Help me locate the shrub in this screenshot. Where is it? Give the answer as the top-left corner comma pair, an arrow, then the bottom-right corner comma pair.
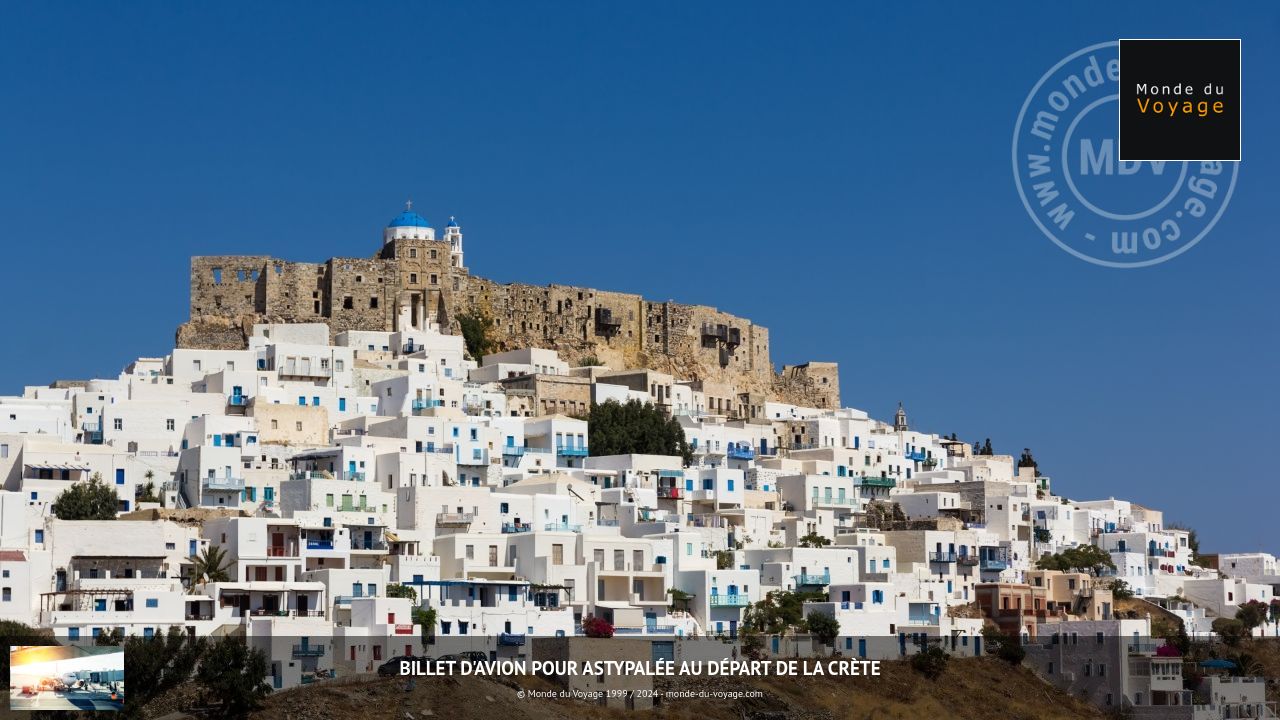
807,612 -> 840,647
581,615 -> 614,638
1212,617 -> 1247,646
51,472 -> 119,520
982,626 -> 1026,665
910,645 -> 950,680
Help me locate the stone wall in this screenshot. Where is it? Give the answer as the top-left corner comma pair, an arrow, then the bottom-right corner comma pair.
181,240 -> 840,408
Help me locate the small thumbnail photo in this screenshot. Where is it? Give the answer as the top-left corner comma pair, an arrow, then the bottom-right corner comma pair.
9,645 -> 125,711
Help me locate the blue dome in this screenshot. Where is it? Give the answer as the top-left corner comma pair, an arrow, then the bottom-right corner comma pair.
447,216 -> 459,228
388,210 -> 430,228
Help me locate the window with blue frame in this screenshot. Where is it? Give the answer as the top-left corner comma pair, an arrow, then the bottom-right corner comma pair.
94,599 -> 106,611
145,598 -> 158,608
312,396 -> 320,406
298,396 -> 306,406
727,479 -> 735,491
68,627 -> 80,640
115,469 -> 125,485
500,503 -> 509,513
34,529 -> 44,543
144,627 -> 154,639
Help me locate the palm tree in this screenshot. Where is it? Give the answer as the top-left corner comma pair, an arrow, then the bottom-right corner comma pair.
187,545 -> 232,594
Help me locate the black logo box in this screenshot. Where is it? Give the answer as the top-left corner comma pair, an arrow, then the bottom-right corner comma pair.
1119,39 -> 1240,161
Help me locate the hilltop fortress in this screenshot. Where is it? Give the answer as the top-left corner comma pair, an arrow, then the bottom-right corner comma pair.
178,204 -> 839,409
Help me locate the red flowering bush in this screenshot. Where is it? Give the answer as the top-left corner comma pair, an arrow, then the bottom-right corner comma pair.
581,614 -> 615,638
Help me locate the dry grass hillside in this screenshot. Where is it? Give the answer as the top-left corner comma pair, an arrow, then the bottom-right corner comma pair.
247,657 -> 1105,720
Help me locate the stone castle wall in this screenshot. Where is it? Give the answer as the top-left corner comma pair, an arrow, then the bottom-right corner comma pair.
182,239 -> 839,407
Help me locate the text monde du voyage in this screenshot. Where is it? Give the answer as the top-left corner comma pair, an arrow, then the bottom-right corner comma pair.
1134,83 -> 1228,118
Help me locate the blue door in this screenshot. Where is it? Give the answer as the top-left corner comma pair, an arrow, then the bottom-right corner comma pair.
858,638 -> 867,658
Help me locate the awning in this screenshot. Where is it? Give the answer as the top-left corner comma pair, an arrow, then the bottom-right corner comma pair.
24,462 -> 90,471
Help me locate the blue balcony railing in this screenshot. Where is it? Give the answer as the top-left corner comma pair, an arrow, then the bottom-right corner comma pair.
498,633 -> 526,646
709,594 -> 749,607
501,522 -> 532,534
794,573 -> 831,586
980,559 -> 1009,571
412,398 -> 443,411
202,477 -> 245,492
292,644 -> 325,657
860,476 -> 896,489
502,446 -> 526,457
727,446 -> 755,460
544,522 -> 582,532
905,450 -> 927,462
333,595 -> 354,605
306,541 -> 335,551
556,446 -> 589,457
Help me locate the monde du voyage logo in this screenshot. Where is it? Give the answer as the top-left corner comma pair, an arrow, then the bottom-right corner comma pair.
1012,40 -> 1240,268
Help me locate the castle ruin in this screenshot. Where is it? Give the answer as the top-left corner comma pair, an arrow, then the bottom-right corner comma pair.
178,205 -> 840,410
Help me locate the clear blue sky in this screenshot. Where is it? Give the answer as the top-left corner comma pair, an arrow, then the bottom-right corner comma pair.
1,3 -> 1276,553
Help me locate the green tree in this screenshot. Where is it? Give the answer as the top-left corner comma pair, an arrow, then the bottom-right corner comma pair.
1036,545 -> 1115,576
982,626 -> 1026,665
1017,448 -> 1039,473
712,550 -> 734,570
385,584 -> 417,602
187,545 -> 232,593
743,590 -> 825,636
798,532 -> 831,548
667,588 -> 693,612
910,644 -> 950,679
1212,617 -> 1247,646
51,472 -> 119,520
1108,579 -> 1135,600
412,606 -> 437,643
196,637 -> 271,715
122,627 -> 206,713
1235,600 -> 1268,632
456,311 -> 494,360
807,611 -> 840,648
586,399 -> 692,465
